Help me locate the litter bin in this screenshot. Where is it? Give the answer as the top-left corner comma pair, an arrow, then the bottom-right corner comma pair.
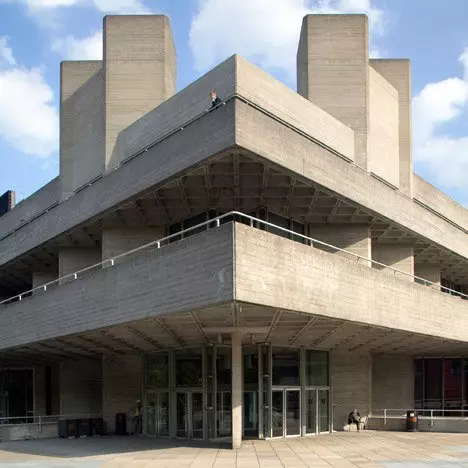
406,410 -> 418,432
115,413 -> 127,435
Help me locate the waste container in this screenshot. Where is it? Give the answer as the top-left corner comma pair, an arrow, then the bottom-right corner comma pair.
115,413 -> 127,435
89,417 -> 104,436
406,410 -> 418,432
77,418 -> 90,437
58,418 -> 78,438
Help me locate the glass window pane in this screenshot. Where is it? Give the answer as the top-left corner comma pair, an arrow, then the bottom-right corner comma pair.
146,353 -> 169,388
414,359 -> 423,409
267,212 -> 290,240
424,358 -> 442,409
175,348 -> 203,387
272,347 -> 300,386
216,347 -> 231,387
444,358 -> 462,410
243,348 -> 258,387
306,350 -> 329,386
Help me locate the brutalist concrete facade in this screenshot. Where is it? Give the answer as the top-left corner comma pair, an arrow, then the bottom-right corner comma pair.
0,14 -> 467,447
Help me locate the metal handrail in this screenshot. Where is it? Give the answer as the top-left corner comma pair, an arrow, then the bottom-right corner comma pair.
1,211 -> 467,306
1,91 -> 465,247
0,413 -> 102,425
371,408 -> 468,428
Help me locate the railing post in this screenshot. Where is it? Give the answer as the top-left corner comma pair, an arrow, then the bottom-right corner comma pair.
216,219 -> 220,227
431,410 -> 434,427
39,416 -> 42,432
384,409 -> 387,427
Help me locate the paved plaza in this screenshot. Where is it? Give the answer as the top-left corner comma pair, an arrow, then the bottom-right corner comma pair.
1,432 -> 468,467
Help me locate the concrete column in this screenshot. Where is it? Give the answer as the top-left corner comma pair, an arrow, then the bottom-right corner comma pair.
370,59 -> 413,197
102,227 -> 165,264
414,263 -> 441,288
372,244 -> 414,280
297,14 -> 369,169
104,15 -> 177,170
59,247 -> 102,284
231,331 -> 243,449
309,224 -> 371,265
32,271 -> 58,294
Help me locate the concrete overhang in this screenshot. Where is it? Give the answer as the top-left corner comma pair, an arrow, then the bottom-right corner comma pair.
0,55 -> 466,272
1,223 -> 467,365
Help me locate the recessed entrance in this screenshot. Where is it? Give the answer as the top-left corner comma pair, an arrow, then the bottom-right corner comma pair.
146,391 -> 169,437
271,389 -> 301,437
305,388 -> 330,434
176,390 -> 203,439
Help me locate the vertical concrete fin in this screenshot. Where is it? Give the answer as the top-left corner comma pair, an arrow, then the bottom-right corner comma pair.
104,15 -> 177,170
297,14 -> 369,169
370,59 -> 413,197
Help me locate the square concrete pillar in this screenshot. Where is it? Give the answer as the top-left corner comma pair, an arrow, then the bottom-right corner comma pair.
309,224 -> 371,265
372,244 -> 414,280
370,59 -> 413,197
59,247 -> 102,284
297,14 -> 369,169
104,15 -> 177,170
231,331 -> 243,449
414,263 -> 441,288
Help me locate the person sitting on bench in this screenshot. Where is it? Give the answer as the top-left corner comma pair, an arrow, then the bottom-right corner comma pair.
348,408 -> 362,431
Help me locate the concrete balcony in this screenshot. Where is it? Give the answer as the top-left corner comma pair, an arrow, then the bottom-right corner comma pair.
1,222 -> 467,359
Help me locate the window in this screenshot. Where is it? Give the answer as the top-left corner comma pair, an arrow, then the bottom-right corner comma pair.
272,347 -> 300,386
306,350 -> 328,386
146,353 -> 169,389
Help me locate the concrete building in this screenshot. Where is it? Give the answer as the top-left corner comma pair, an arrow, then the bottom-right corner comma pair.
0,14 -> 467,448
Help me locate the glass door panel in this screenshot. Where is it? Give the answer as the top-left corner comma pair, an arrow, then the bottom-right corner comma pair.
272,391 -> 283,437
176,392 -> 187,438
306,389 -> 317,434
318,390 -> 329,433
244,391 -> 258,437
285,390 -> 300,436
192,392 -> 204,439
146,395 -> 157,436
158,392 -> 169,437
217,391 -> 232,437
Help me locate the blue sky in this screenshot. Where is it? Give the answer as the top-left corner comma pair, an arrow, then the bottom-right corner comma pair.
0,0 -> 467,206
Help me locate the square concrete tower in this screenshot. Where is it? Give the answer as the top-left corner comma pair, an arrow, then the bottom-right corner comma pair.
104,15 -> 177,170
297,14 -> 369,169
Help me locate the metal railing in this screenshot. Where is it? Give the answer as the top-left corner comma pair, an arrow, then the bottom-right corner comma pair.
2,90 -> 465,247
0,413 -> 101,427
371,408 -> 468,428
1,211 -> 467,307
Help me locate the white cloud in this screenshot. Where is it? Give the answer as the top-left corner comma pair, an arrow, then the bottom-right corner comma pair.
0,36 -> 16,66
189,0 -> 386,78
0,40 -> 58,157
413,48 -> 468,192
52,31 -> 103,60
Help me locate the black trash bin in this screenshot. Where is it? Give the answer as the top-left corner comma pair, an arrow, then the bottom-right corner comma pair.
406,410 -> 418,432
115,413 -> 127,435
58,418 -> 78,438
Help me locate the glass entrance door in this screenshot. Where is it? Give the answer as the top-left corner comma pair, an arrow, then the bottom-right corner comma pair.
271,389 -> 301,437
176,390 -> 204,439
305,388 -> 330,434
146,392 -> 169,437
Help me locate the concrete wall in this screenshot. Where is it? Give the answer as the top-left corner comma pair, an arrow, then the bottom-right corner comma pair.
297,14 -> 369,168
308,224 -> 371,264
104,15 -> 177,170
102,227 -> 165,261
60,62 -> 103,199
236,56 -> 354,161
0,178 -> 59,241
234,98 -> 468,262
369,67 -> 399,187
59,247 -> 102,279
102,355 -> 142,433
372,244 -> 414,278
332,351 -> 371,430
0,225 -> 234,350
370,59 -> 413,197
233,224 -> 468,342
414,175 -> 468,232
0,96 -> 235,270
371,354 -> 413,411
60,359 -> 102,415
60,68 -> 105,196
